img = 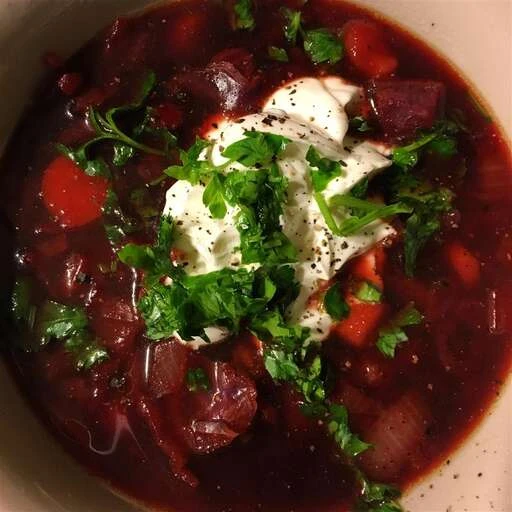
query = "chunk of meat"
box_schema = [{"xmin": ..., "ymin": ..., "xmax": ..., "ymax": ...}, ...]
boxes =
[
  {"xmin": 367, "ymin": 79, "xmax": 446, "ymax": 139},
  {"xmin": 41, "ymin": 156, "xmax": 108, "ymax": 229},
  {"xmin": 343, "ymin": 20, "xmax": 398, "ymax": 78},
  {"xmin": 168, "ymin": 358, "xmax": 257, "ymax": 454},
  {"xmin": 146, "ymin": 341, "xmax": 190, "ymax": 398},
  {"xmin": 358, "ymin": 392, "xmax": 431, "ymax": 481}
]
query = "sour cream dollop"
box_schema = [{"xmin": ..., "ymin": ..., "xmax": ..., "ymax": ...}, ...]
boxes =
[{"xmin": 164, "ymin": 76, "xmax": 394, "ymax": 342}]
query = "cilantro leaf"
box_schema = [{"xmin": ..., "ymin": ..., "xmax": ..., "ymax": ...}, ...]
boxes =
[
  {"xmin": 324, "ymin": 283, "xmax": 350, "ymax": 320},
  {"xmin": 303, "ymin": 28, "xmax": 343, "ymax": 65},
  {"xmin": 281, "ymin": 8, "xmax": 302, "ymax": 44},
  {"xmin": 222, "ymin": 130, "xmax": 290, "ymax": 167},
  {"xmin": 233, "ymin": 0, "xmax": 255, "ymax": 30},
  {"xmin": 186, "ymin": 368, "xmax": 210, "ymax": 392},
  {"xmin": 355, "ymin": 282, "xmax": 382, "ymax": 304},
  {"xmin": 376, "ymin": 304, "xmax": 423, "ymax": 358},
  {"xmin": 328, "ymin": 404, "xmax": 371, "ymax": 457},
  {"xmin": 350, "ymin": 178, "xmax": 369, "ymax": 199},
  {"xmin": 306, "ymin": 145, "xmax": 344, "ymax": 192},
  {"xmin": 268, "ymin": 46, "xmax": 289, "ymax": 62}
]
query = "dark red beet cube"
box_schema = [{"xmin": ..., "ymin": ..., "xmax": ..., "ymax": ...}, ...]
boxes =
[{"xmin": 367, "ymin": 79, "xmax": 446, "ymax": 139}]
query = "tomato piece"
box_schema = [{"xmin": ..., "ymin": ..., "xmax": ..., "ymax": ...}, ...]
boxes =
[
  {"xmin": 333, "ymin": 296, "xmax": 387, "ymax": 348},
  {"xmin": 446, "ymin": 242, "xmax": 481, "ymax": 288},
  {"xmin": 343, "ymin": 19, "xmax": 398, "ymax": 78},
  {"xmin": 42, "ymin": 156, "xmax": 108, "ymax": 229}
]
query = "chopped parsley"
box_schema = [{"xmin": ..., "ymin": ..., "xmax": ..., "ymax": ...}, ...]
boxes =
[
  {"xmin": 306, "ymin": 145, "xmax": 344, "ymax": 192},
  {"xmin": 328, "ymin": 404, "xmax": 372, "ymax": 457},
  {"xmin": 398, "ymin": 188, "xmax": 454, "ymax": 276},
  {"xmin": 186, "ymin": 368, "xmax": 210, "ymax": 392},
  {"xmin": 356, "ymin": 282, "xmax": 382, "ymax": 303},
  {"xmin": 233, "ymin": 0, "xmax": 255, "ymax": 31},
  {"xmin": 349, "ymin": 116, "xmax": 374, "ymax": 133},
  {"xmin": 392, "ymin": 120, "xmax": 459, "ymax": 171},
  {"xmin": 222, "ymin": 130, "xmax": 291, "ymax": 167},
  {"xmin": 376, "ymin": 304, "xmax": 423, "ymax": 358},
  {"xmin": 303, "ymin": 28, "xmax": 343, "ymax": 65},
  {"xmin": 281, "ymin": 8, "xmax": 302, "ymax": 45},
  {"xmin": 324, "ymin": 282, "xmax": 350, "ymax": 320},
  {"xmin": 10, "ymin": 279, "xmax": 108, "ymax": 370},
  {"xmin": 268, "ymin": 46, "xmax": 289, "ymax": 62},
  {"xmin": 102, "ymin": 189, "xmax": 138, "ymax": 245},
  {"xmin": 58, "ymin": 70, "xmax": 175, "ymax": 174}
]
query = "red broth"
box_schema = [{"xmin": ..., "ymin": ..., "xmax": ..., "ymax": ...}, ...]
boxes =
[{"xmin": 1, "ymin": 0, "xmax": 511, "ymax": 511}]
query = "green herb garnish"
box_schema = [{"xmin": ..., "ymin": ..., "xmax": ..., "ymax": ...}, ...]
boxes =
[
  {"xmin": 356, "ymin": 282, "xmax": 382, "ymax": 303},
  {"xmin": 186, "ymin": 368, "xmax": 210, "ymax": 392},
  {"xmin": 376, "ymin": 304, "xmax": 423, "ymax": 358},
  {"xmin": 233, "ymin": 0, "xmax": 255, "ymax": 30},
  {"xmin": 324, "ymin": 282, "xmax": 350, "ymax": 320},
  {"xmin": 303, "ymin": 28, "xmax": 343, "ymax": 65},
  {"xmin": 268, "ymin": 46, "xmax": 289, "ymax": 62}
]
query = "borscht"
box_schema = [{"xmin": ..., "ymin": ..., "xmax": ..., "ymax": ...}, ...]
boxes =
[{"xmin": 2, "ymin": 0, "xmax": 511, "ymax": 511}]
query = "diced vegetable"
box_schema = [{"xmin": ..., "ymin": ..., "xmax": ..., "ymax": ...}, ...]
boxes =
[
  {"xmin": 41, "ymin": 156, "xmax": 109, "ymax": 229},
  {"xmin": 343, "ymin": 19, "xmax": 398, "ymax": 78},
  {"xmin": 333, "ymin": 296, "xmax": 387, "ymax": 348},
  {"xmin": 446, "ymin": 242, "xmax": 481, "ymax": 288},
  {"xmin": 367, "ymin": 79, "xmax": 446, "ymax": 139}
]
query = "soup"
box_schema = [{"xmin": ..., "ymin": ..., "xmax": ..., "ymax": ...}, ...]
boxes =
[{"xmin": 1, "ymin": 1, "xmax": 511, "ymax": 511}]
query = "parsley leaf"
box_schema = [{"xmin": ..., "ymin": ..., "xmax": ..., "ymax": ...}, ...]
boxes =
[
  {"xmin": 356, "ymin": 476, "xmax": 402, "ymax": 512},
  {"xmin": 306, "ymin": 145, "xmax": 344, "ymax": 192},
  {"xmin": 303, "ymin": 28, "xmax": 343, "ymax": 65},
  {"xmin": 233, "ymin": 0, "xmax": 255, "ymax": 30},
  {"xmin": 349, "ymin": 116, "xmax": 374, "ymax": 133},
  {"xmin": 376, "ymin": 304, "xmax": 423, "ymax": 358},
  {"xmin": 355, "ymin": 282, "xmax": 382, "ymax": 303},
  {"xmin": 35, "ymin": 301, "xmax": 88, "ymax": 345},
  {"xmin": 164, "ymin": 137, "xmax": 212, "ymax": 184},
  {"xmin": 186, "ymin": 368, "xmax": 210, "ymax": 392},
  {"xmin": 324, "ymin": 282, "xmax": 350, "ymax": 320},
  {"xmin": 392, "ymin": 121, "xmax": 459, "ymax": 171},
  {"xmin": 268, "ymin": 46, "xmax": 289, "ymax": 62},
  {"xmin": 329, "ymin": 195, "xmax": 412, "ymax": 237},
  {"xmin": 398, "ymin": 188, "xmax": 453, "ymax": 276},
  {"xmin": 203, "ymin": 173, "xmax": 227, "ymax": 219},
  {"xmin": 222, "ymin": 130, "xmax": 291, "ymax": 167},
  {"xmin": 102, "ymin": 190, "xmax": 138, "ymax": 245},
  {"xmin": 10, "ymin": 287, "xmax": 108, "ymax": 371},
  {"xmin": 328, "ymin": 404, "xmax": 371, "ymax": 457},
  {"xmin": 281, "ymin": 8, "xmax": 302, "ymax": 44}
]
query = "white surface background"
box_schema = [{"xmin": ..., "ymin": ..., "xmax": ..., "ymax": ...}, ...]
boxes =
[{"xmin": 0, "ymin": 1, "xmax": 510, "ymax": 511}]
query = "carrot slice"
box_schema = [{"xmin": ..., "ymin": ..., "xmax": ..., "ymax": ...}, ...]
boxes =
[
  {"xmin": 343, "ymin": 19, "xmax": 398, "ymax": 78},
  {"xmin": 42, "ymin": 156, "xmax": 108, "ymax": 229},
  {"xmin": 446, "ymin": 241, "xmax": 481, "ymax": 288},
  {"xmin": 333, "ymin": 296, "xmax": 387, "ymax": 348}
]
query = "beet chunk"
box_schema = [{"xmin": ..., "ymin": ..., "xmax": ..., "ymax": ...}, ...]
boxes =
[
  {"xmin": 168, "ymin": 358, "xmax": 258, "ymax": 454},
  {"xmin": 367, "ymin": 79, "xmax": 446, "ymax": 139}
]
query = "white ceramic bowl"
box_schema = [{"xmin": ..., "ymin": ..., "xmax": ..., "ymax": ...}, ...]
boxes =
[{"xmin": 0, "ymin": 1, "xmax": 510, "ymax": 511}]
